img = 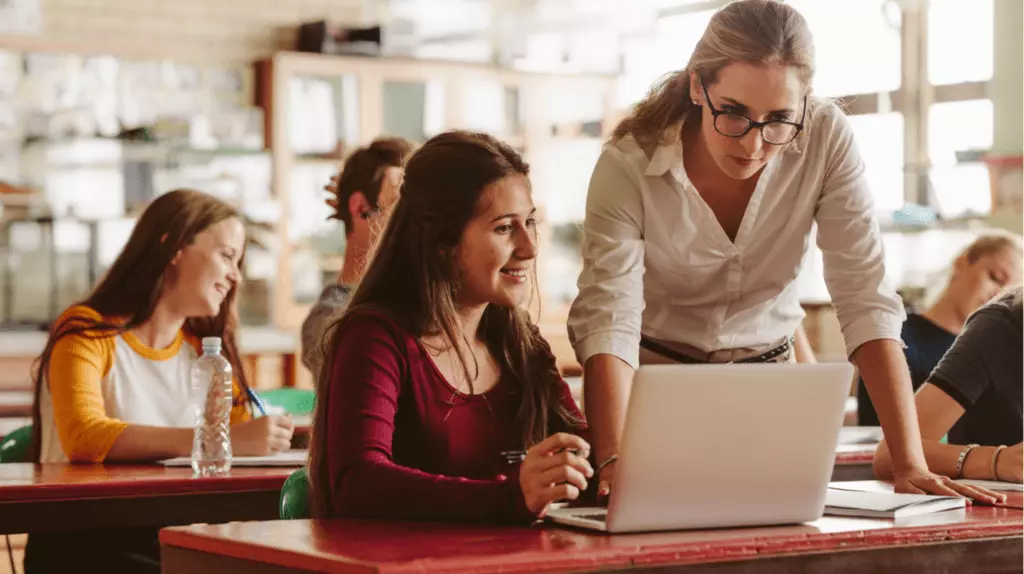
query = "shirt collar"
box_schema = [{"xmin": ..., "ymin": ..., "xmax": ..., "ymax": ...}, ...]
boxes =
[{"xmin": 643, "ymin": 119, "xmax": 688, "ymax": 185}]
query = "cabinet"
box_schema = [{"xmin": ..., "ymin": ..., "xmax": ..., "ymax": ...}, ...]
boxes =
[{"xmin": 256, "ymin": 52, "xmax": 616, "ymax": 373}]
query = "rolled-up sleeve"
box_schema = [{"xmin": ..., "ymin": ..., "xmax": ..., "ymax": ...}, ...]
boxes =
[
  {"xmin": 567, "ymin": 145, "xmax": 647, "ymax": 369},
  {"xmin": 814, "ymin": 108, "xmax": 906, "ymax": 357}
]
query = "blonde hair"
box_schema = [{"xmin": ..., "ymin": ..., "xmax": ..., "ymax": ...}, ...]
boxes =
[
  {"xmin": 613, "ymin": 0, "xmax": 815, "ymax": 150},
  {"xmin": 922, "ymin": 232, "xmax": 1023, "ymax": 306},
  {"xmin": 958, "ymin": 232, "xmax": 1021, "ymax": 266}
]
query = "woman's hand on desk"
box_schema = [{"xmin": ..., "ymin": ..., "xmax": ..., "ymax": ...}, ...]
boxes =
[
  {"xmin": 894, "ymin": 467, "xmax": 1004, "ymax": 504},
  {"xmin": 232, "ymin": 415, "xmax": 294, "ymax": 456},
  {"xmin": 519, "ymin": 433, "xmax": 593, "ymax": 516}
]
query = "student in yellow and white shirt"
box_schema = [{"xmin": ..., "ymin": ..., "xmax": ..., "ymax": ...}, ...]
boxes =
[{"xmin": 25, "ymin": 189, "xmax": 294, "ymax": 573}]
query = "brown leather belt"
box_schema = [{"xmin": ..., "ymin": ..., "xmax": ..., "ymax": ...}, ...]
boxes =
[{"xmin": 639, "ymin": 336, "xmax": 793, "ymax": 364}]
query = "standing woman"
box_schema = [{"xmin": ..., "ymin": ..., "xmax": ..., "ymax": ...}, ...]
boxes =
[{"xmin": 568, "ymin": 0, "xmax": 993, "ymax": 499}]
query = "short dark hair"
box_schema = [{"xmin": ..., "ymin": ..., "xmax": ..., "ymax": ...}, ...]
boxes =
[{"xmin": 330, "ymin": 137, "xmax": 415, "ymax": 232}]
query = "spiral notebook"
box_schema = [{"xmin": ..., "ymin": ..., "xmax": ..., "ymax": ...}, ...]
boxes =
[{"xmin": 160, "ymin": 449, "xmax": 307, "ymax": 467}]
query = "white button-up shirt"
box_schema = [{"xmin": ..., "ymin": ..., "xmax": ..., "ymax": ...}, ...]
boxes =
[{"xmin": 567, "ymin": 101, "xmax": 905, "ymax": 369}]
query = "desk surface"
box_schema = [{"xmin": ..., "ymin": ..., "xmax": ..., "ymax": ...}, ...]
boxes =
[
  {"xmin": 161, "ymin": 506, "xmax": 1024, "ymax": 574},
  {"xmin": 0, "ymin": 463, "xmax": 296, "ymax": 534},
  {"xmin": 0, "ymin": 463, "xmax": 294, "ymax": 501}
]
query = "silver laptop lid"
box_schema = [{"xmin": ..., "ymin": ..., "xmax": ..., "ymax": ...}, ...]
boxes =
[{"xmin": 605, "ymin": 363, "xmax": 853, "ymax": 532}]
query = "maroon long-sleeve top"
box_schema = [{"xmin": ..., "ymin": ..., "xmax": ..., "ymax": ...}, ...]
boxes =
[{"xmin": 323, "ymin": 310, "xmax": 587, "ymax": 523}]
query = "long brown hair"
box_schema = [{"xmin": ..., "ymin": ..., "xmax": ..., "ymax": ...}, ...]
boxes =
[
  {"xmin": 307, "ymin": 131, "xmax": 582, "ymax": 516},
  {"xmin": 29, "ymin": 189, "xmax": 251, "ymax": 460},
  {"xmin": 613, "ymin": 0, "xmax": 815, "ymax": 150}
]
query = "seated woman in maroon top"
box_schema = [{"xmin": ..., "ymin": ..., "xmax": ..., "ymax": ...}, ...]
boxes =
[{"xmin": 307, "ymin": 131, "xmax": 592, "ymax": 523}]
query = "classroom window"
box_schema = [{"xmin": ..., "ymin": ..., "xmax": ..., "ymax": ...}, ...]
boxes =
[
  {"xmin": 787, "ymin": 0, "xmax": 901, "ymax": 97},
  {"xmin": 927, "ymin": 99, "xmax": 994, "ymax": 217},
  {"xmin": 616, "ymin": 9, "xmax": 714, "ymax": 108},
  {"xmin": 846, "ymin": 112, "xmax": 906, "ymax": 212},
  {"xmin": 531, "ymin": 138, "xmax": 604, "ymax": 306},
  {"xmin": 927, "ymin": 0, "xmax": 994, "ymax": 86}
]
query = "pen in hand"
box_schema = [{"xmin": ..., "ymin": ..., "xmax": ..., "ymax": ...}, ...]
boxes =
[{"xmin": 245, "ymin": 386, "xmax": 268, "ymax": 416}]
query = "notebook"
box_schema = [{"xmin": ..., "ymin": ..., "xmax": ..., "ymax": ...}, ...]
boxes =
[
  {"xmin": 957, "ymin": 479, "xmax": 1024, "ymax": 492},
  {"xmin": 830, "ymin": 479, "xmax": 1024, "ymax": 509},
  {"xmin": 160, "ymin": 449, "xmax": 307, "ymax": 467},
  {"xmin": 824, "ymin": 489, "xmax": 965, "ymax": 519}
]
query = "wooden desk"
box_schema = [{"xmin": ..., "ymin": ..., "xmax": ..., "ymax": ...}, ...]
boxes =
[
  {"xmin": 0, "ymin": 391, "xmax": 32, "ymax": 418},
  {"xmin": 161, "ymin": 506, "xmax": 1023, "ymax": 573},
  {"xmin": 0, "ymin": 463, "xmax": 295, "ymax": 535},
  {"xmin": 833, "ymin": 448, "xmax": 876, "ymax": 482},
  {"xmin": 0, "ymin": 416, "xmax": 30, "ymax": 439}
]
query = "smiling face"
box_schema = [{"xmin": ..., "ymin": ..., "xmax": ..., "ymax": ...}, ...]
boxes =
[
  {"xmin": 163, "ymin": 217, "xmax": 245, "ymax": 318},
  {"xmin": 691, "ymin": 62, "xmax": 806, "ymax": 180},
  {"xmin": 452, "ymin": 174, "xmax": 538, "ymax": 309}
]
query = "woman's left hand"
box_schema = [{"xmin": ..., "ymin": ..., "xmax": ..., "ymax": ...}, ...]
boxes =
[{"xmin": 894, "ymin": 466, "xmax": 1005, "ymax": 505}]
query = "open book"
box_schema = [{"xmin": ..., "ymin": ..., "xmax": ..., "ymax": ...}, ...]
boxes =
[
  {"xmin": 160, "ymin": 449, "xmax": 307, "ymax": 467},
  {"xmin": 824, "ymin": 488, "xmax": 965, "ymax": 519}
]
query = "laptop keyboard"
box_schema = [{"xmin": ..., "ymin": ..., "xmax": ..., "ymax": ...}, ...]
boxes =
[{"xmin": 576, "ymin": 511, "xmax": 608, "ymax": 522}]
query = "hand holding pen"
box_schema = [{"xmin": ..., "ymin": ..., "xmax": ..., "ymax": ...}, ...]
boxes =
[{"xmin": 517, "ymin": 433, "xmax": 593, "ymax": 516}]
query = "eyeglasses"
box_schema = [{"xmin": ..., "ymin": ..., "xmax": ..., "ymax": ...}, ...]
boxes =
[{"xmin": 699, "ymin": 77, "xmax": 806, "ymax": 145}]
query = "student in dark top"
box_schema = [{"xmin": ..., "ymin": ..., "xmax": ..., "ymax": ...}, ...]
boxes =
[
  {"xmin": 875, "ymin": 287, "xmax": 1023, "ymax": 491},
  {"xmin": 859, "ymin": 233, "xmax": 1021, "ymax": 425},
  {"xmin": 301, "ymin": 137, "xmax": 414, "ymax": 375},
  {"xmin": 306, "ymin": 131, "xmax": 592, "ymax": 523}
]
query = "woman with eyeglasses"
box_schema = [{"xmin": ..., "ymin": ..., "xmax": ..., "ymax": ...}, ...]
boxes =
[{"xmin": 569, "ymin": 0, "xmax": 999, "ymax": 503}]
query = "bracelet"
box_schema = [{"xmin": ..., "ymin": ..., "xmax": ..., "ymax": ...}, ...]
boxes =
[
  {"xmin": 596, "ymin": 455, "xmax": 619, "ymax": 475},
  {"xmin": 955, "ymin": 443, "xmax": 980, "ymax": 479},
  {"xmin": 992, "ymin": 445, "xmax": 1008, "ymax": 481}
]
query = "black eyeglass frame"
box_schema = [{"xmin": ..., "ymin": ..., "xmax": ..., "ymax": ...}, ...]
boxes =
[{"xmin": 699, "ymin": 77, "xmax": 807, "ymax": 146}]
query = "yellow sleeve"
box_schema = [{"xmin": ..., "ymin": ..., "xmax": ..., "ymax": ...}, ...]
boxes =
[
  {"xmin": 48, "ymin": 325, "xmax": 127, "ymax": 462},
  {"xmin": 231, "ymin": 380, "xmax": 253, "ymax": 424}
]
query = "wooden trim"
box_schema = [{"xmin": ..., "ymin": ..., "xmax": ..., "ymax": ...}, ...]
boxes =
[
  {"xmin": 162, "ymin": 546, "xmax": 302, "ymax": 574},
  {"xmin": 933, "ymin": 81, "xmax": 989, "ymax": 103},
  {"xmin": 0, "ymin": 490, "xmax": 279, "ymax": 535},
  {"xmin": 159, "ymin": 518, "xmax": 1023, "ymax": 574},
  {"xmin": 629, "ymin": 538, "xmax": 1023, "ymax": 574},
  {"xmin": 901, "ymin": 1, "xmax": 931, "ymax": 205}
]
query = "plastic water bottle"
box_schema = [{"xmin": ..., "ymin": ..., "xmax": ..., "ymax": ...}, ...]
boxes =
[{"xmin": 191, "ymin": 336, "xmax": 234, "ymax": 477}]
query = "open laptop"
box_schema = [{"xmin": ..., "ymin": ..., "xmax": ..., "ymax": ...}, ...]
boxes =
[{"xmin": 547, "ymin": 363, "xmax": 854, "ymax": 533}]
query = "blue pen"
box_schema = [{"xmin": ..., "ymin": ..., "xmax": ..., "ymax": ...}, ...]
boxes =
[{"xmin": 245, "ymin": 386, "xmax": 268, "ymax": 416}]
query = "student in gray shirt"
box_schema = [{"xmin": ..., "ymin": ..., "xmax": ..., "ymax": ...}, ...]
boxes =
[
  {"xmin": 875, "ymin": 286, "xmax": 1023, "ymax": 496},
  {"xmin": 301, "ymin": 138, "xmax": 414, "ymax": 374}
]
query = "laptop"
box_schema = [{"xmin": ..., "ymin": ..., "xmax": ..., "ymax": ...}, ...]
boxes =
[{"xmin": 547, "ymin": 363, "xmax": 854, "ymax": 533}]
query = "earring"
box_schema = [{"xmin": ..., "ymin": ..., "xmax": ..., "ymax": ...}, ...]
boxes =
[{"xmin": 692, "ymin": 99, "xmax": 700, "ymax": 106}]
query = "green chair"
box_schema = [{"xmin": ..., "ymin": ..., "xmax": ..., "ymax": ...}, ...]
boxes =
[
  {"xmin": 0, "ymin": 425, "xmax": 31, "ymax": 464},
  {"xmin": 279, "ymin": 467, "xmax": 310, "ymax": 519},
  {"xmin": 259, "ymin": 388, "xmax": 316, "ymax": 416}
]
